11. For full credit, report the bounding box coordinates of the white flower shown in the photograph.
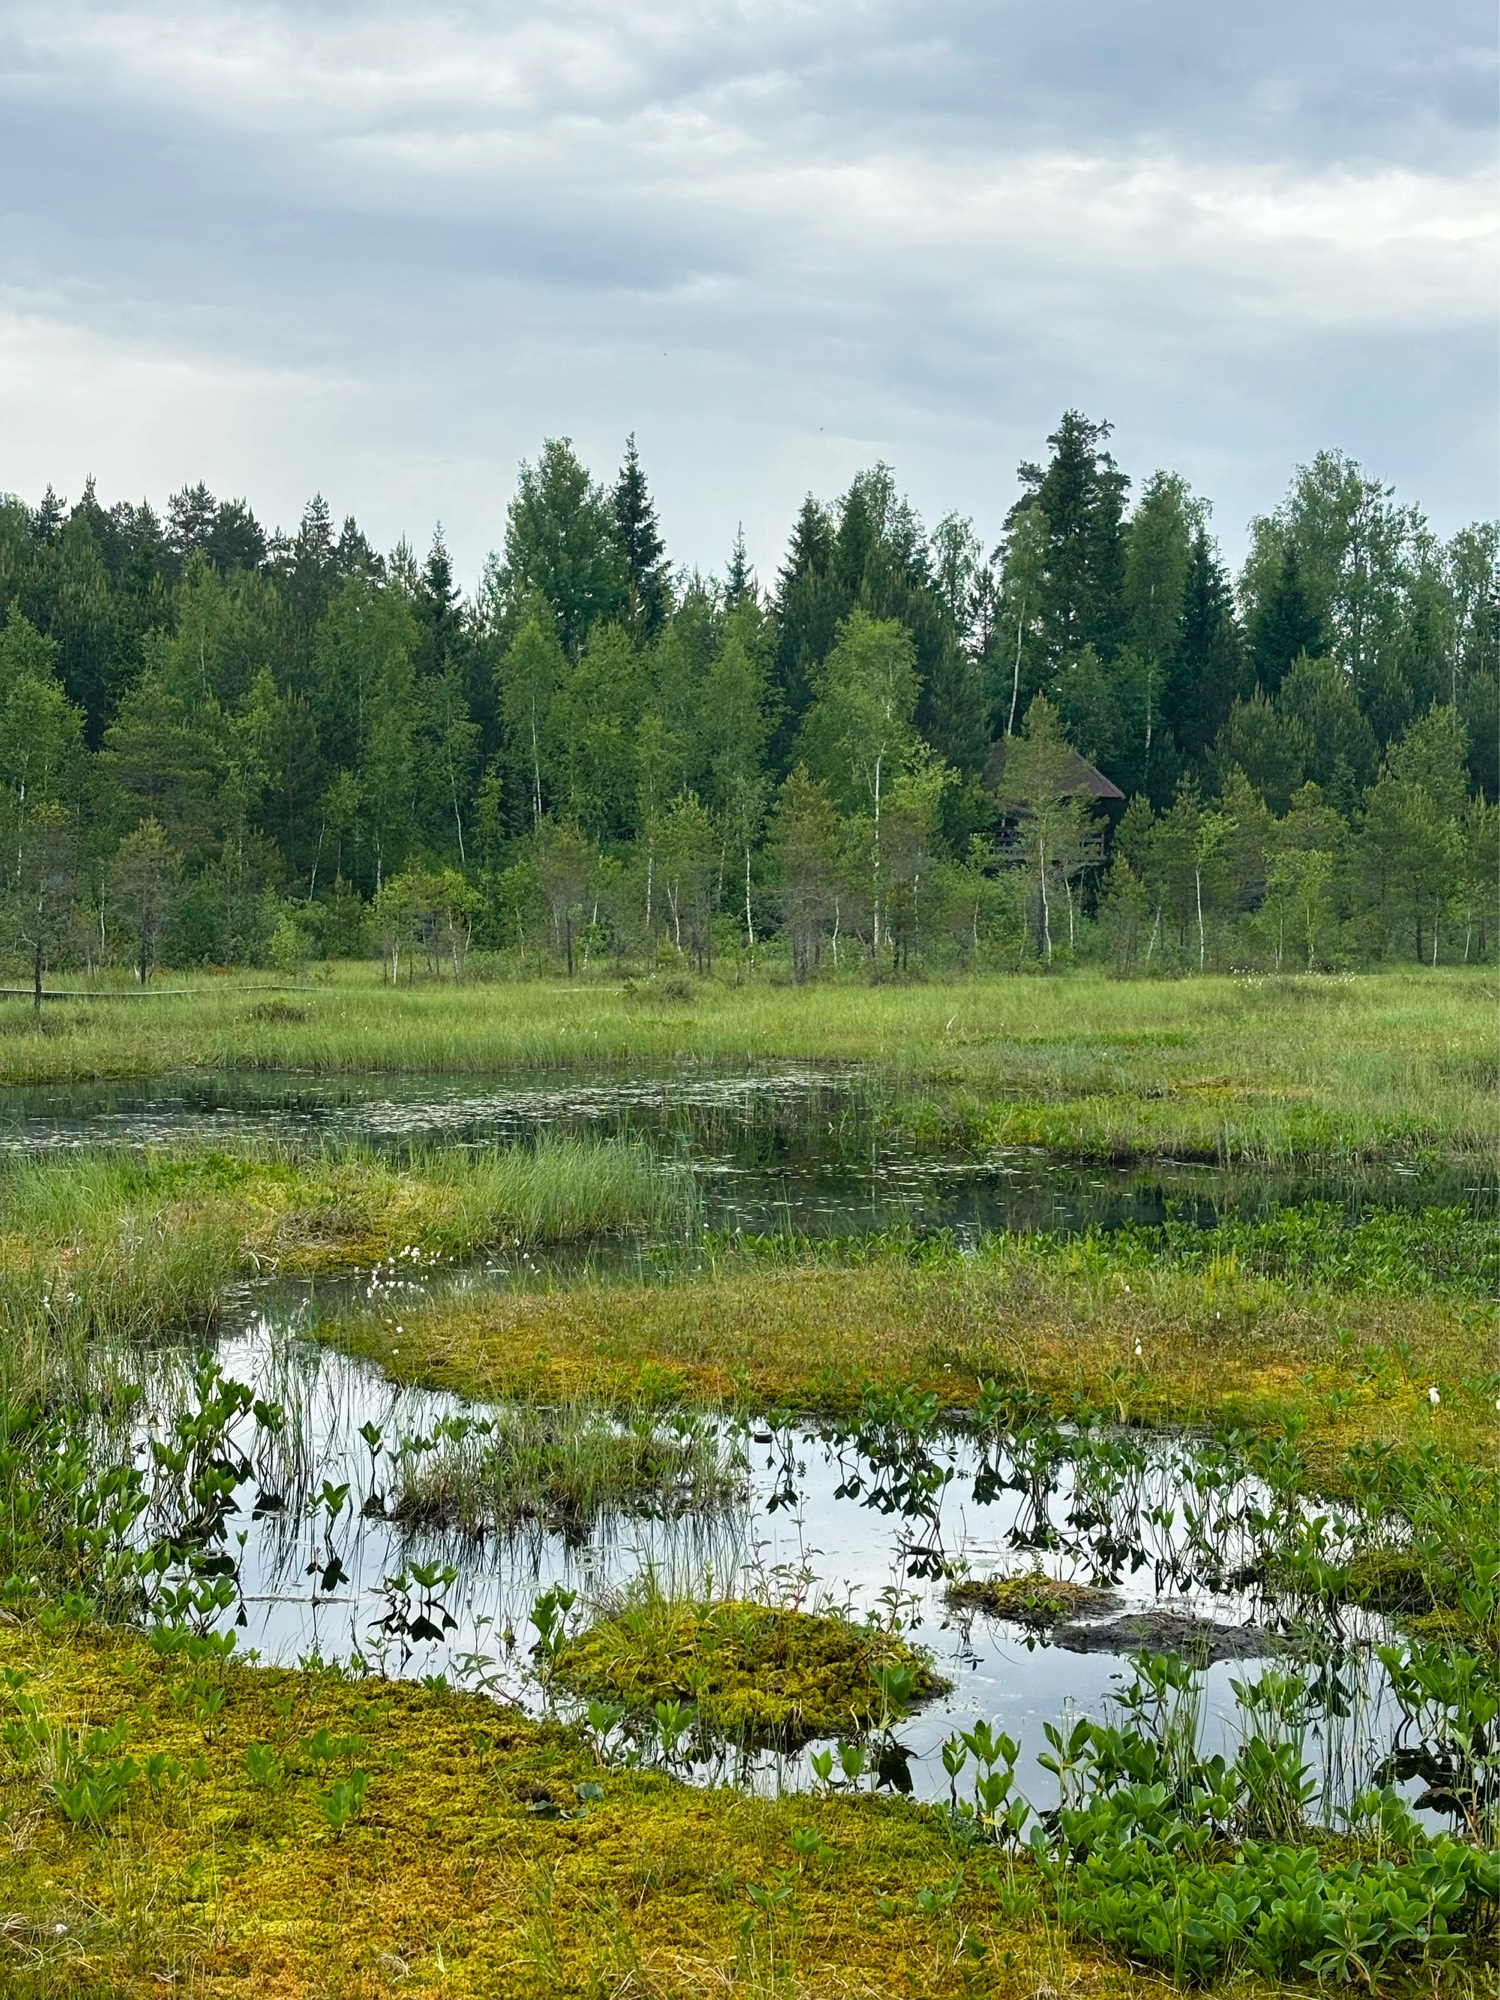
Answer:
[1134,1341,1143,1358]
[1428,1386,1441,1406]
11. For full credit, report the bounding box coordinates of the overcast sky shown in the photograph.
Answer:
[1,0,1494,587]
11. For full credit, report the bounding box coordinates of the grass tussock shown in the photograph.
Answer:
[0,1135,691,1374]
[554,1584,945,1744]
[388,1401,746,1539]
[0,964,1493,1166]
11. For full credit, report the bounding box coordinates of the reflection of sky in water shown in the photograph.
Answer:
[124,1312,1408,1819]
[0,1066,1481,1249]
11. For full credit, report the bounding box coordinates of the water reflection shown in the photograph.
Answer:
[112,1308,1412,1825]
[0,1065,1483,1250]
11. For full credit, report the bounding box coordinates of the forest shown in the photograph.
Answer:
[1,413,1495,989]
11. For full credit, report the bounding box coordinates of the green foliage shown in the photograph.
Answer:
[2,430,1490,988]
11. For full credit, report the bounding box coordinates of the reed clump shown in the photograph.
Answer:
[388,1401,746,1538]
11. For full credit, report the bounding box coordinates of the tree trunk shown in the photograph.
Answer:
[1007,603,1024,737]
[871,755,882,958]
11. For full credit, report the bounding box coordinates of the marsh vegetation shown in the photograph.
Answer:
[0,977,1493,1995]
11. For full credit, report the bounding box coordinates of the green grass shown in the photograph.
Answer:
[327,1212,1500,1474]
[0,963,1494,1165]
[387,1400,746,1538]
[0,967,1495,1995]
[0,1135,692,1396]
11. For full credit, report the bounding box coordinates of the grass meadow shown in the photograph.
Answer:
[0,963,1494,1164]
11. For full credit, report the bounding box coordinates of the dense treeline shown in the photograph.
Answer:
[1,417,1495,987]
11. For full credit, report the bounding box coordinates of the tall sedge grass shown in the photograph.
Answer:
[0,1135,695,1391]
[389,1400,745,1537]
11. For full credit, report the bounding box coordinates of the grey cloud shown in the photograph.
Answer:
[0,0,1492,582]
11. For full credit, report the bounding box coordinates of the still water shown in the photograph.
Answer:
[10,1063,1450,1818]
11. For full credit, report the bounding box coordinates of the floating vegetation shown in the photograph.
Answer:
[551,1585,945,1745]
[947,1572,1118,1626]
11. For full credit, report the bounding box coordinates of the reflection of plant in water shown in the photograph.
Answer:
[1377,1637,1500,1843]
[370,1560,461,1665]
[825,1383,955,1577]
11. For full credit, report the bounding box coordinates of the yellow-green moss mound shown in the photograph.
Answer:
[554,1598,944,1742]
[947,1573,1118,1627]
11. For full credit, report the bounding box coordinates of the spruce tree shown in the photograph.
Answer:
[415,529,463,678]
[1012,412,1130,665]
[725,524,755,608]
[771,497,838,767]
[612,435,671,640]
[1249,546,1323,694]
[1172,525,1244,763]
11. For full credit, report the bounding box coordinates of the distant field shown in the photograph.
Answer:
[0,964,1493,1166]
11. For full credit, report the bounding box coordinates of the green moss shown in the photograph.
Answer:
[1341,1547,1444,1614]
[0,1618,1159,2000]
[948,1572,1118,1626]
[554,1597,945,1743]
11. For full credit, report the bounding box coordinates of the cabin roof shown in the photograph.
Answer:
[983,740,1125,801]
